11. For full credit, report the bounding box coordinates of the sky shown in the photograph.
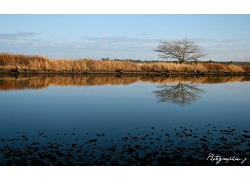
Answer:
[1,1,250,62]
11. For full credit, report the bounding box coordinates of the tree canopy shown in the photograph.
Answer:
[154,38,206,64]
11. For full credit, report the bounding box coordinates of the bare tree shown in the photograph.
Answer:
[153,82,205,107]
[154,38,206,64]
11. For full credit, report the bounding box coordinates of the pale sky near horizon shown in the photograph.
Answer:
[1,1,250,62]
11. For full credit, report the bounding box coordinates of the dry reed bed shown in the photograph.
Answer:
[1,53,250,73]
[1,75,250,91]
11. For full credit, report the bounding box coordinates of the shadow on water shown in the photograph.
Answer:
[153,82,205,107]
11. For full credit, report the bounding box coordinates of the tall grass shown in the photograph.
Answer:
[0,53,250,73]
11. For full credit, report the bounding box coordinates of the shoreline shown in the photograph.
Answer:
[1,70,249,76]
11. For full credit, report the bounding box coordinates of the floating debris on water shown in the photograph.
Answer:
[0,125,249,166]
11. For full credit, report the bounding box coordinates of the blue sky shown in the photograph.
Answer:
[1,3,250,62]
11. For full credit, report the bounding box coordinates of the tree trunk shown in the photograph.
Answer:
[179,60,185,64]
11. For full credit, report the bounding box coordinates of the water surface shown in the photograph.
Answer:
[0,75,250,165]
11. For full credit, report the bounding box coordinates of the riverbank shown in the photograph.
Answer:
[1,53,250,76]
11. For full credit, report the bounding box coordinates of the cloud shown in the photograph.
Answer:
[82,36,159,46]
[1,34,250,61]
[223,38,250,43]
[193,38,217,43]
[0,32,40,40]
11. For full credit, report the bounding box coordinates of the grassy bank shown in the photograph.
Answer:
[0,53,250,75]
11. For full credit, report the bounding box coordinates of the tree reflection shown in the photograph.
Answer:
[153,82,205,107]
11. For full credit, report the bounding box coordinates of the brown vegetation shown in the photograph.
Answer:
[0,53,250,74]
[1,74,250,91]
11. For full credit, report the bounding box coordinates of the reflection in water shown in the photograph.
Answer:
[0,74,250,91]
[153,82,205,107]
[1,74,250,166]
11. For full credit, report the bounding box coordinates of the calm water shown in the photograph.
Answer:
[0,75,250,165]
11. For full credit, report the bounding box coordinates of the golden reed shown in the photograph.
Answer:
[1,53,250,73]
